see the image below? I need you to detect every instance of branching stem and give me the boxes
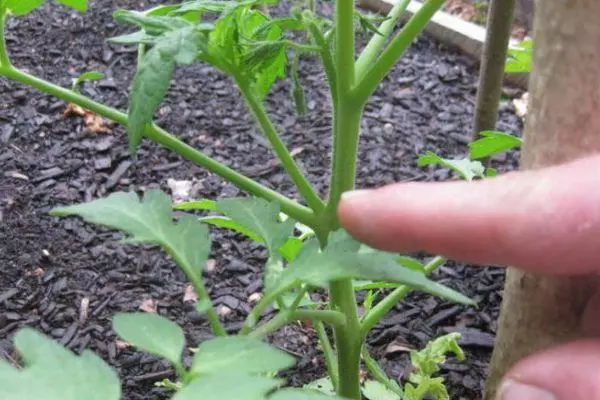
[235,76,325,213]
[355,0,411,79]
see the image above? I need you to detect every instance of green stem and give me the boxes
[247,287,306,338]
[315,321,339,391]
[335,0,356,95]
[329,280,362,399]
[136,43,146,68]
[168,249,226,337]
[0,5,11,67]
[0,66,316,227]
[324,102,364,228]
[292,310,346,328]
[354,0,445,101]
[361,347,404,395]
[355,0,411,80]
[305,15,338,106]
[360,256,445,337]
[239,282,297,335]
[235,76,325,213]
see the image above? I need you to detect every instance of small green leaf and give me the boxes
[72,71,104,91]
[6,0,45,16]
[174,373,280,400]
[190,336,295,376]
[469,131,522,160]
[362,380,400,400]
[216,198,295,254]
[57,0,87,12]
[127,27,203,153]
[279,237,305,262]
[418,152,485,181]
[173,199,218,211]
[112,313,185,367]
[51,190,211,277]
[276,231,474,305]
[0,328,120,400]
[271,388,345,399]
[200,216,264,243]
[505,39,532,73]
[485,168,498,177]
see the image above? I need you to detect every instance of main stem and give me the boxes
[322,1,366,398]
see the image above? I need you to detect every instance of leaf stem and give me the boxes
[235,76,325,213]
[354,0,445,101]
[0,66,317,227]
[305,15,338,106]
[360,256,445,337]
[167,249,226,337]
[355,0,411,80]
[315,321,339,390]
[239,282,298,335]
[292,309,346,328]
[0,5,11,67]
[361,347,404,395]
[246,287,306,338]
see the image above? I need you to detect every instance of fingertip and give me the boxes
[498,340,600,400]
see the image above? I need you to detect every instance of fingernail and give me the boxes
[498,380,557,400]
[341,190,372,202]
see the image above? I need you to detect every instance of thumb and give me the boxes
[497,340,600,400]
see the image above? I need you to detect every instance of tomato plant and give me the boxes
[0,0,473,398]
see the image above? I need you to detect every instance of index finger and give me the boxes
[338,155,600,275]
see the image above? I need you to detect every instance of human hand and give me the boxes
[338,155,600,400]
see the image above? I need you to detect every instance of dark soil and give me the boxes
[0,1,523,399]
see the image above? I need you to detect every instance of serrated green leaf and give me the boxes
[0,328,120,400]
[217,198,295,291]
[217,198,295,255]
[173,199,218,211]
[58,0,87,12]
[5,0,45,16]
[127,27,203,153]
[207,6,287,98]
[200,216,264,243]
[72,71,104,91]
[410,333,464,378]
[469,131,522,160]
[276,231,474,305]
[418,152,485,181]
[174,373,280,400]
[112,313,185,367]
[271,388,345,399]
[51,190,211,277]
[404,377,449,400]
[190,336,295,376]
[362,380,400,400]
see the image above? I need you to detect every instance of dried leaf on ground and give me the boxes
[63,103,113,134]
